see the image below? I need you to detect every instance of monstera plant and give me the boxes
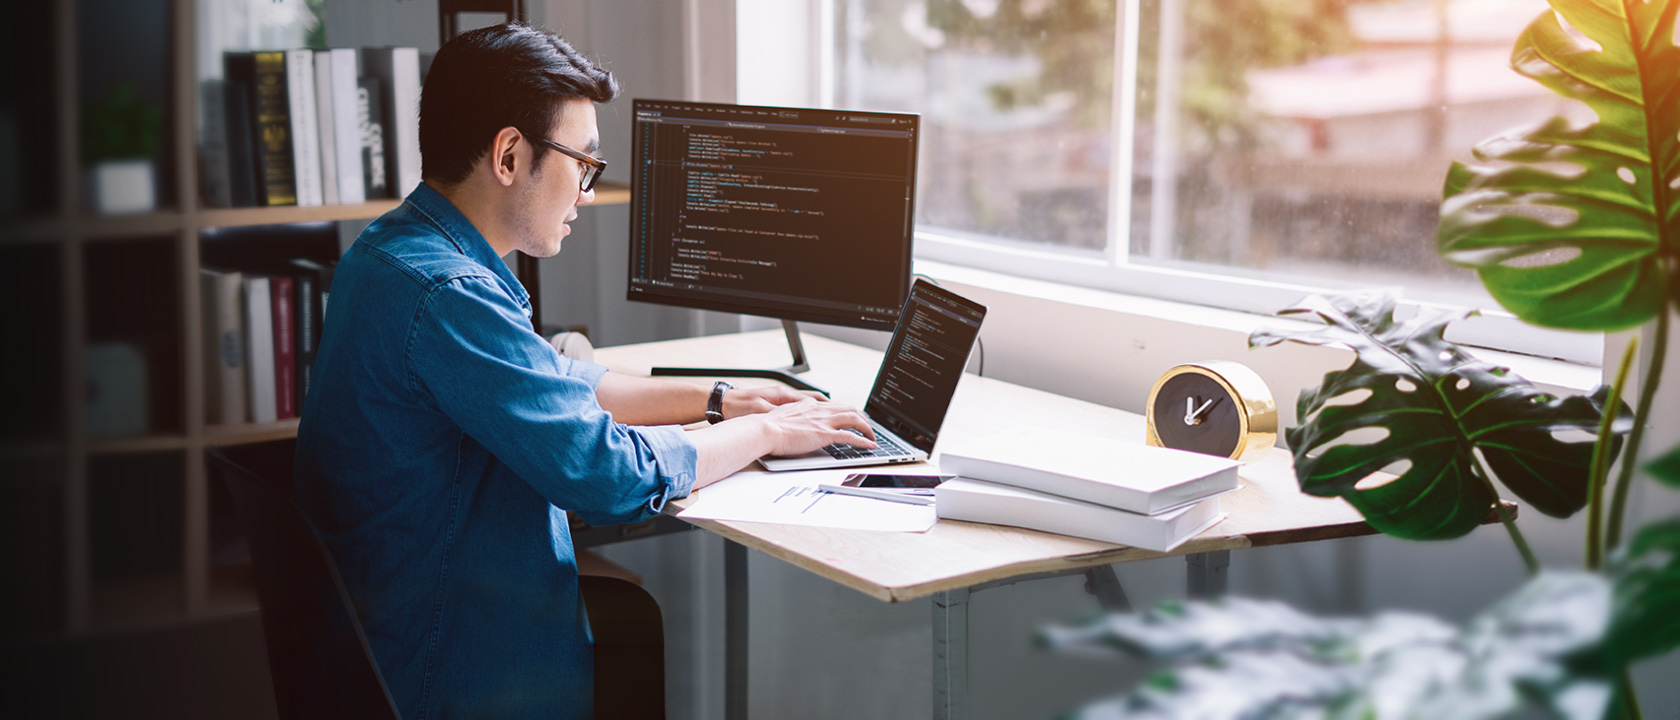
[1039,2,1680,718]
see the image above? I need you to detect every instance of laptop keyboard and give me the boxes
[822,427,914,460]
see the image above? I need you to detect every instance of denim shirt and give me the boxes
[294,183,697,720]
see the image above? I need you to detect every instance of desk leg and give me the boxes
[1186,550,1230,599]
[933,588,970,720]
[1083,565,1132,612]
[726,540,748,720]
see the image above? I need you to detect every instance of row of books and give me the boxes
[201,47,425,209]
[935,429,1241,552]
[199,258,334,425]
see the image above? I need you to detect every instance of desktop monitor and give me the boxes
[626,99,920,391]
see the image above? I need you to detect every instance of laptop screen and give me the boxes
[864,280,987,453]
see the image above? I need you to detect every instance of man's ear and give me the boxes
[490,127,523,187]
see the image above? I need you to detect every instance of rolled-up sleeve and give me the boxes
[406,274,697,524]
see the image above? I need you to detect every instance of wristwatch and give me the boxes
[705,381,733,424]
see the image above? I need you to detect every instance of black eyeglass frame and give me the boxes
[524,132,607,192]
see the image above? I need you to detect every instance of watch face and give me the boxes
[1151,372,1242,458]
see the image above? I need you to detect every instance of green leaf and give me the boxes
[78,84,163,165]
[1040,574,1613,720]
[1436,1,1680,332]
[1647,442,1680,488]
[1601,518,1680,668]
[1250,292,1628,540]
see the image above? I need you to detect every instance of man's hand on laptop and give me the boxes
[724,385,828,420]
[760,399,876,456]
[689,398,877,486]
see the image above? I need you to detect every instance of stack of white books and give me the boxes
[936,428,1241,552]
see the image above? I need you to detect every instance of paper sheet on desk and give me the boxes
[677,469,938,532]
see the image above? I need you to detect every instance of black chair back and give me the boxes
[208,447,401,720]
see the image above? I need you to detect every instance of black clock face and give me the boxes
[1152,373,1242,458]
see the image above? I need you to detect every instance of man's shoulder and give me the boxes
[352,212,501,292]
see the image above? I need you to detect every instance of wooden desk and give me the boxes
[596,330,1378,719]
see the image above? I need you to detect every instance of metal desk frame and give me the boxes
[722,541,1229,720]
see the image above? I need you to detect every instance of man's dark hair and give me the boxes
[420,23,619,186]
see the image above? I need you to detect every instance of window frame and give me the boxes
[772,0,1604,366]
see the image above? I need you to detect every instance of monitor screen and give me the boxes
[627,99,920,331]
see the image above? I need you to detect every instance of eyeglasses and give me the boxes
[525,133,607,192]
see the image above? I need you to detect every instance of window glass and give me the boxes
[836,0,1572,311]
[836,0,1116,251]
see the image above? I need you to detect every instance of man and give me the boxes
[294,23,875,719]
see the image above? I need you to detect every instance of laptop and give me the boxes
[760,279,987,471]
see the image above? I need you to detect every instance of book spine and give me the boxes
[329,48,365,204]
[313,50,340,205]
[198,80,233,208]
[391,47,422,198]
[221,53,258,207]
[288,257,336,331]
[935,480,1219,553]
[286,49,323,207]
[271,276,297,420]
[356,76,388,199]
[243,276,277,423]
[200,269,246,425]
[361,47,421,199]
[250,51,297,207]
[293,272,317,413]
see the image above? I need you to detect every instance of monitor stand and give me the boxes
[651,319,829,396]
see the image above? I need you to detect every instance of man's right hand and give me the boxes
[757,398,876,457]
[687,397,875,488]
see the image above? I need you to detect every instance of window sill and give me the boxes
[910,259,1602,398]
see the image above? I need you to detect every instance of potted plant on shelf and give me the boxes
[1039,2,1680,717]
[81,83,163,215]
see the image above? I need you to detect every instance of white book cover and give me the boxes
[200,268,246,424]
[312,50,340,205]
[242,276,277,423]
[391,47,422,198]
[362,47,422,199]
[285,49,324,207]
[940,428,1241,515]
[935,477,1226,553]
[326,48,365,204]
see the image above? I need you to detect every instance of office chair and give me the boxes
[207,447,402,720]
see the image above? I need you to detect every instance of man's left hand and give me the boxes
[722,385,827,420]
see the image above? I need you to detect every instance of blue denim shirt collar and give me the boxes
[403,181,531,312]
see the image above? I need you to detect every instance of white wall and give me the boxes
[535,0,744,346]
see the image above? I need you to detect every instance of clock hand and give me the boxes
[1184,397,1216,425]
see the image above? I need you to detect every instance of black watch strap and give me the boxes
[705,381,732,424]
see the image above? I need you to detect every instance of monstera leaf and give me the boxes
[1249,292,1627,540]
[1437,1,1679,331]
[1599,518,1680,669]
[1648,443,1680,488]
[1038,574,1613,720]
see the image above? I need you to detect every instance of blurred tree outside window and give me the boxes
[834,0,1575,313]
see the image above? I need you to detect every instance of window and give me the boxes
[828,0,1593,363]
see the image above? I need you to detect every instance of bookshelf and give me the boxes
[0,0,630,641]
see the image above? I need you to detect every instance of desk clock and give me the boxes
[1146,361,1277,462]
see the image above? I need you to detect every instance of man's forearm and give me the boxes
[594,372,708,426]
[687,416,779,487]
